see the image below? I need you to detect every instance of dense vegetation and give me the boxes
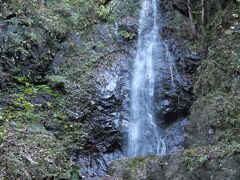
[0,0,239,179]
[0,0,139,178]
[0,0,109,178]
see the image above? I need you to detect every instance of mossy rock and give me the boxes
[0,122,79,179]
[109,156,167,180]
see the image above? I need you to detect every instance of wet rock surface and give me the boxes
[75,0,195,173]
[164,118,188,153]
[0,0,239,179]
[108,1,240,180]
[73,22,136,177]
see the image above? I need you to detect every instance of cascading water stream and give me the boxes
[127,0,166,157]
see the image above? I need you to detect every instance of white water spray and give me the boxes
[127,0,166,157]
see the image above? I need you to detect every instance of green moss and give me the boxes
[53,112,67,121]
[182,148,210,172]
[119,30,136,42]
[54,165,80,180]
[35,85,57,96]
[129,157,146,169]
[13,76,29,84]
[47,75,66,83]
[0,82,61,125]
[224,141,240,155]
[97,5,113,21]
[0,122,76,179]
[0,127,7,143]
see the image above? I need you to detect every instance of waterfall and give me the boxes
[127,0,166,157]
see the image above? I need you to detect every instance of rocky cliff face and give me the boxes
[0,0,239,179]
[109,0,240,179]
[0,0,140,178]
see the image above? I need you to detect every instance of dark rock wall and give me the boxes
[0,0,140,178]
[109,0,240,179]
[0,0,239,179]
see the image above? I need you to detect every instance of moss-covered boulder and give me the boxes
[0,122,79,179]
[109,147,240,180]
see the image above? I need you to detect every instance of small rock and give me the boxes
[208,128,214,135]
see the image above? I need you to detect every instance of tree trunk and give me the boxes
[201,0,208,58]
[201,0,207,26]
[187,0,196,38]
[39,0,45,9]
